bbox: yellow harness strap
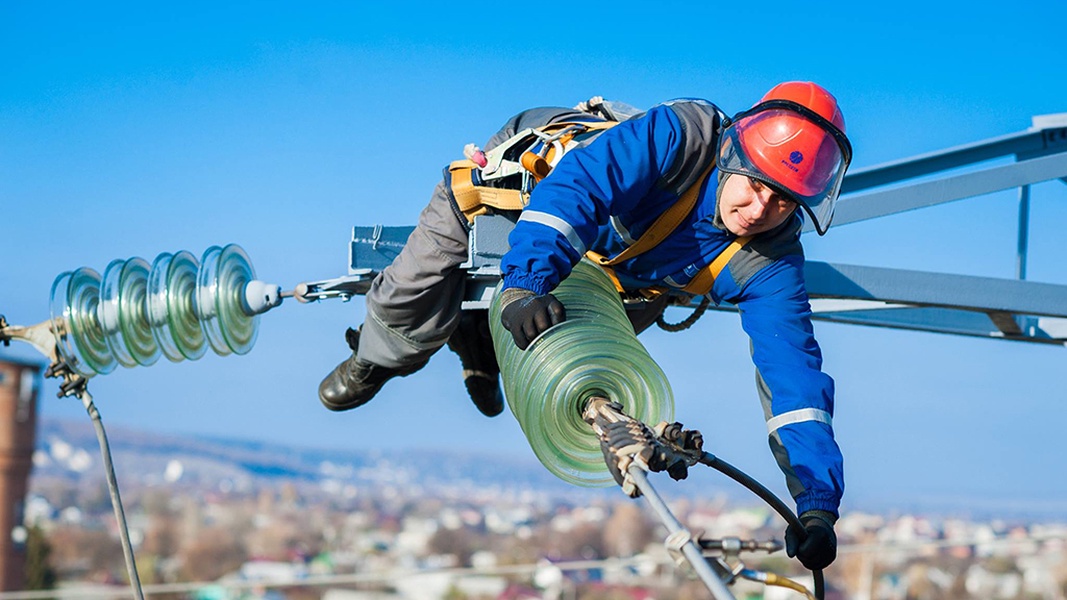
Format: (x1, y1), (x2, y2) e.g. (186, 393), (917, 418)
(449, 160), (527, 222)
(595, 165), (715, 267)
(583, 251), (625, 292)
(543, 120), (619, 135)
(588, 164), (752, 298)
(583, 250), (669, 300)
(449, 120), (621, 224)
(681, 235), (752, 296)
(589, 235), (752, 299)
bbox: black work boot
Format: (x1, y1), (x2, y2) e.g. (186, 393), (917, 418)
(318, 327), (426, 412)
(446, 310), (505, 417)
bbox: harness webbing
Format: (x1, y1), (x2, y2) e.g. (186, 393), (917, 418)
(593, 165), (715, 268)
(681, 234), (752, 296)
(586, 165), (753, 298)
(449, 117), (752, 299)
(449, 120), (621, 224)
(449, 160), (527, 220)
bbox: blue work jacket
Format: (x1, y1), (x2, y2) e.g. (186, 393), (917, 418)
(499, 100), (844, 517)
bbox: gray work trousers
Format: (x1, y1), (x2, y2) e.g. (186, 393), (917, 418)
(357, 180), (470, 369)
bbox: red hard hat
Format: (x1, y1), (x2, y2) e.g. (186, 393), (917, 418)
(740, 82), (845, 197)
(718, 81), (852, 235)
(762, 81), (846, 131)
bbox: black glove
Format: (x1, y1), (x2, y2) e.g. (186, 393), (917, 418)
(499, 288), (566, 350)
(785, 512), (838, 570)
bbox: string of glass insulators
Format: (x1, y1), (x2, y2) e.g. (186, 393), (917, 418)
(489, 258), (675, 487)
(49, 244), (281, 379)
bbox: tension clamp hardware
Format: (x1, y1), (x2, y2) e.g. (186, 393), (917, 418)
(665, 528), (697, 571)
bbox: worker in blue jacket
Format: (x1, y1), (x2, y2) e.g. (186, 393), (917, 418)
(321, 82), (851, 570)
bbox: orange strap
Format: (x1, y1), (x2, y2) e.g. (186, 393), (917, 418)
(584, 251), (670, 300)
(595, 165), (715, 267)
(583, 251), (625, 292)
(448, 160), (527, 223)
(681, 235), (752, 296)
(447, 121), (620, 224)
(588, 164), (752, 298)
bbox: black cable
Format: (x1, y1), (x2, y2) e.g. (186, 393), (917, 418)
(699, 451), (825, 600)
(83, 395), (145, 600)
(656, 296), (711, 332)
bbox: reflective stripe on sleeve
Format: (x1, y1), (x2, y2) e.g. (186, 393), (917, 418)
(518, 211), (587, 256)
(610, 215), (636, 245)
(766, 408), (832, 434)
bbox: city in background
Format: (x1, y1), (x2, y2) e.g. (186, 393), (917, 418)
(1, 361), (1065, 599)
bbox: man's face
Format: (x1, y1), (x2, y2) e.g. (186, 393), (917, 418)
(717, 173), (798, 236)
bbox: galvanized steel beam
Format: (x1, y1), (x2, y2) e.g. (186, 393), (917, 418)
(802, 262), (1067, 318)
(807, 151), (1067, 232)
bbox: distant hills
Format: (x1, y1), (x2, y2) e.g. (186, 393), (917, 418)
(33, 418), (1067, 521)
(30, 418), (620, 499)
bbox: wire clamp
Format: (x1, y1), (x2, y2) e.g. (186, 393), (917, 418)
(665, 528), (697, 570)
(44, 359), (89, 399)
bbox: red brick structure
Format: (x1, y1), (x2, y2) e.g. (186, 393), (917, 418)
(0, 357), (40, 590)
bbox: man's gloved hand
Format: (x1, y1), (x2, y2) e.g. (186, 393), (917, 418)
(785, 511), (838, 570)
(499, 288), (566, 350)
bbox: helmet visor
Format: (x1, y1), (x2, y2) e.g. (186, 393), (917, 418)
(718, 100), (852, 235)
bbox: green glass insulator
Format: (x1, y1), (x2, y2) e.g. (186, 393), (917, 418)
(489, 258), (674, 487)
(100, 258), (161, 368)
(117, 258), (160, 366)
(49, 243), (265, 376)
(100, 260), (137, 368)
(147, 253), (183, 362)
(49, 267), (115, 378)
(49, 272), (80, 373)
(215, 244), (259, 355)
(166, 251), (207, 361)
(197, 244), (259, 356)
(197, 246), (230, 356)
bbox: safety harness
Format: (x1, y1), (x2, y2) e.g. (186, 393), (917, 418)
(447, 119), (620, 222)
(446, 114), (752, 300)
(586, 165), (752, 299)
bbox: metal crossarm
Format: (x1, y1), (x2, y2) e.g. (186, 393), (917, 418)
(819, 151), (1067, 231)
(840, 117), (1067, 194)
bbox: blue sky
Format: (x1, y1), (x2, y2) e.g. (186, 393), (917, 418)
(3, 2), (1067, 514)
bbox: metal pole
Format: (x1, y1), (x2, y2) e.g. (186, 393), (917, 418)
(627, 467), (737, 600)
(1016, 184), (1032, 335)
(1017, 184), (1031, 281)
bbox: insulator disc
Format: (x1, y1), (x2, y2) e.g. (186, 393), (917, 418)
(165, 251), (207, 361)
(196, 246), (230, 356)
(117, 257), (160, 366)
(49, 272), (92, 378)
(49, 267), (116, 378)
(147, 253), (184, 363)
(216, 244), (258, 355)
(100, 260), (137, 368)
